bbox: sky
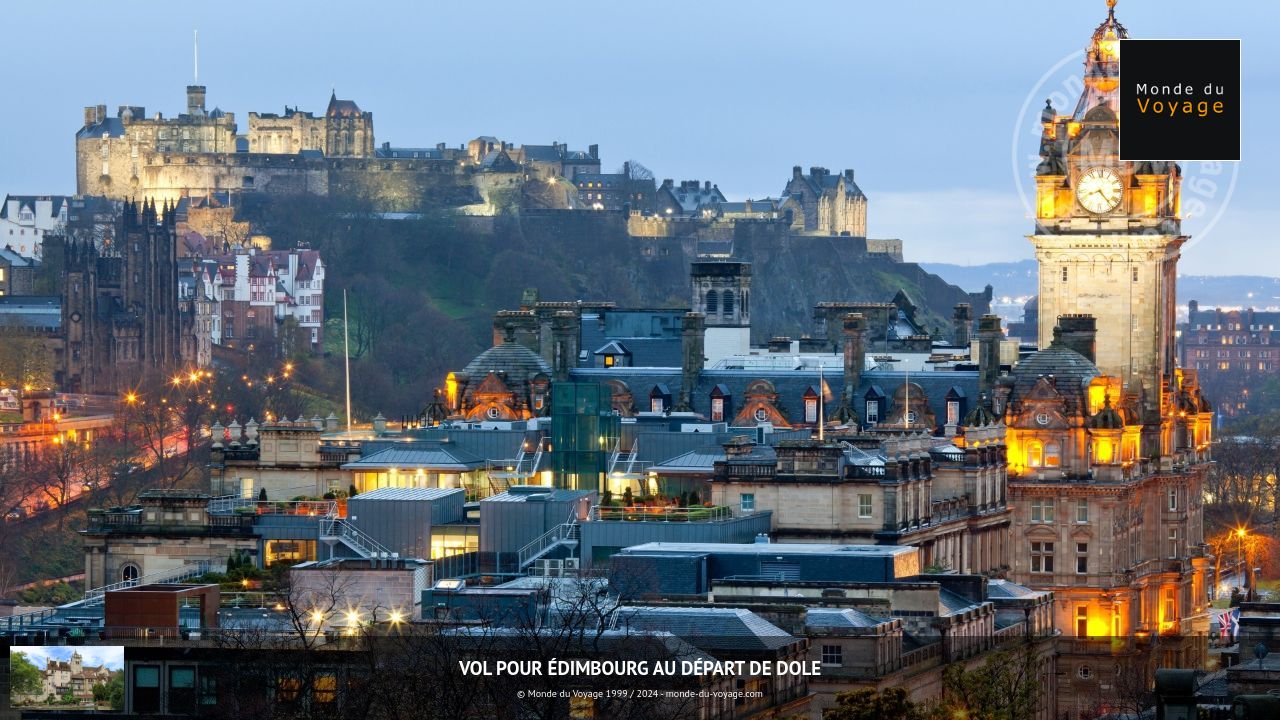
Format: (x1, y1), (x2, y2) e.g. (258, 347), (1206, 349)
(11, 646), (124, 671)
(0, 0), (1275, 275)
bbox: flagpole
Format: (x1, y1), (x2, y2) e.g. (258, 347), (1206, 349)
(343, 289), (352, 434)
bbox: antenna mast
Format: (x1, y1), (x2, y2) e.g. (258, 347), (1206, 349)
(193, 30), (199, 83)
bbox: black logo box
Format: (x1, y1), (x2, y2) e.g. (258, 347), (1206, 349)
(1119, 39), (1240, 162)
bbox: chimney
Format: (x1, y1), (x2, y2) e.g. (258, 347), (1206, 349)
(588, 143), (598, 160)
(810, 166), (824, 180)
(976, 315), (1003, 406)
(793, 166), (803, 179)
(676, 312), (705, 411)
(551, 310), (579, 382)
(952, 303), (973, 346)
(1188, 299), (1198, 315)
(96, 105), (107, 124)
(1055, 314), (1097, 363)
(623, 161), (631, 178)
(704, 180), (711, 191)
(83, 106), (98, 127)
(844, 169), (854, 182)
(841, 313), (867, 402)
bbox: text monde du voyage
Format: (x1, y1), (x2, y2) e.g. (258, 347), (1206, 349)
(457, 659), (824, 677)
(1133, 83), (1228, 118)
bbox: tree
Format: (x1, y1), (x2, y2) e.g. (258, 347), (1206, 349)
(937, 646), (1044, 720)
(91, 673), (124, 710)
(9, 650), (43, 697)
(823, 687), (931, 720)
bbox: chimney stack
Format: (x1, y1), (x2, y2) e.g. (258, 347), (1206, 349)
(551, 310), (580, 382)
(841, 313), (867, 404)
(952, 303), (973, 346)
(976, 314), (1003, 407)
(676, 312), (705, 412)
(1055, 314), (1097, 363)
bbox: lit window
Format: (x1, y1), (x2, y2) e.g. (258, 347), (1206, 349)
(946, 400), (960, 425)
(1045, 443), (1062, 467)
(865, 400), (879, 425)
(1164, 588), (1177, 624)
(710, 397), (724, 422)
(1076, 606), (1089, 637)
(1027, 441), (1044, 467)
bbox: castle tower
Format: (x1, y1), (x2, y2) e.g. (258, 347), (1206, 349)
(1029, 0), (1182, 431)
(186, 85), (206, 117)
(691, 260), (751, 367)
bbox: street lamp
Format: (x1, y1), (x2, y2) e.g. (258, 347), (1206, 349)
(1237, 527), (1250, 601)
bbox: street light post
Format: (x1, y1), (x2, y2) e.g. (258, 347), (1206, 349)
(1237, 528), (1250, 602)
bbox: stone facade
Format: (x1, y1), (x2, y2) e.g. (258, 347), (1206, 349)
(54, 200), (204, 393)
(780, 166), (867, 236)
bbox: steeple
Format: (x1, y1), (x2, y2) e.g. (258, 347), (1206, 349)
(1075, 0), (1126, 118)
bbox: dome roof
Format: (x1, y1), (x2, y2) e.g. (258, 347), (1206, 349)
(1007, 343), (1101, 418)
(1088, 394), (1125, 429)
(462, 341), (553, 390)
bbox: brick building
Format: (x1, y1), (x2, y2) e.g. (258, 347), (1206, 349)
(1179, 300), (1280, 417)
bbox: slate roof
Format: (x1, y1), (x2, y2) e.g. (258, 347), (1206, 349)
(0, 295), (60, 330)
(804, 607), (885, 629)
(326, 92), (363, 117)
(1006, 342), (1099, 417)
(483, 488), (594, 503)
(939, 588), (984, 615)
(649, 447), (726, 473)
(77, 117), (126, 139)
(569, 366), (979, 433)
(985, 579), (1046, 600)
(520, 145), (564, 163)
(1, 195), (69, 219)
(0, 248), (35, 267)
(615, 606), (798, 652)
(342, 444), (485, 471)
(375, 147), (444, 159)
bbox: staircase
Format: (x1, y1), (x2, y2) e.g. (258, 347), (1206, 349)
(517, 508), (581, 571)
(3, 560), (224, 631)
(319, 514), (394, 560)
(488, 438), (548, 496)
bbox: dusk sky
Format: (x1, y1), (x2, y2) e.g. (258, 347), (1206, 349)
(1, 0), (1274, 275)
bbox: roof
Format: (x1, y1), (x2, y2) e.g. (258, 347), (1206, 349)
(461, 341), (553, 395)
(0, 247), (36, 267)
(939, 588), (983, 615)
(621, 542), (916, 558)
(326, 92), (363, 117)
(649, 447), (725, 473)
(804, 607), (886, 629)
(1006, 342), (1100, 416)
(76, 117), (126, 139)
(2, 195), (69, 220)
(342, 445), (484, 471)
(986, 579), (1047, 600)
(483, 487), (593, 503)
(520, 144), (564, 163)
(615, 606), (798, 652)
(344, 487), (464, 502)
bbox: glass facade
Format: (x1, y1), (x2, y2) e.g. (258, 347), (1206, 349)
(550, 382), (620, 492)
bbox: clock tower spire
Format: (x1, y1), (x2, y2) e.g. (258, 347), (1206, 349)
(1028, 1), (1184, 447)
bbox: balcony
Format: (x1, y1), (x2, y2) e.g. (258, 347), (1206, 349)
(590, 504), (737, 523)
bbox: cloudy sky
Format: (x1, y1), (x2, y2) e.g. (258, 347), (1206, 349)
(11, 646), (124, 671)
(0, 1), (1273, 274)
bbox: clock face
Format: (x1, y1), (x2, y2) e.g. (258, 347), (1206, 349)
(1076, 167), (1124, 214)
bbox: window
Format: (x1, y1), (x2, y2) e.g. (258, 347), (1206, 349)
(133, 666), (161, 713)
(169, 666), (197, 714)
(946, 400), (960, 425)
(1164, 588), (1177, 624)
(1061, 267), (1069, 282)
(754, 408), (768, 422)
(1167, 486), (1178, 511)
(651, 396), (664, 413)
(1031, 499), (1054, 523)
(1076, 499), (1089, 523)
(121, 562), (140, 583)
(1076, 606), (1089, 637)
(1027, 441), (1044, 467)
(865, 400), (879, 424)
(1045, 443), (1062, 467)
(1077, 543), (1089, 574)
(711, 397), (724, 422)
(1031, 542), (1054, 573)
(859, 493), (873, 518)
(741, 493), (755, 512)
(722, 290), (735, 314)
(1132, 267), (1139, 282)
(1078, 665), (1093, 680)
(603, 354), (615, 368)
(804, 396), (819, 423)
(1168, 528), (1179, 558)
(821, 645), (844, 666)
(705, 290), (718, 314)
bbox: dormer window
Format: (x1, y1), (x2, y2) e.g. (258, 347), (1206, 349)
(865, 399), (880, 425)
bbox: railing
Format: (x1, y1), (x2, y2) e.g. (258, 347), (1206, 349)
(902, 642), (943, 669)
(208, 496), (338, 517)
(590, 504), (735, 523)
(319, 516), (394, 559)
(76, 560), (222, 607)
(517, 508), (579, 569)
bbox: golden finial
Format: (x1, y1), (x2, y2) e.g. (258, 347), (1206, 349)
(1106, 0), (1117, 8)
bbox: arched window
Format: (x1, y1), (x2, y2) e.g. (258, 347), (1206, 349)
(722, 290), (735, 314)
(1027, 441), (1044, 468)
(121, 563), (140, 583)
(705, 290), (718, 314)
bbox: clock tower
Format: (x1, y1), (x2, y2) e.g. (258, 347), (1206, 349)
(1030, 0), (1184, 434)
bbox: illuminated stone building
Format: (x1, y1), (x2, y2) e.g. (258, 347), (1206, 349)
(1007, 4), (1215, 715)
